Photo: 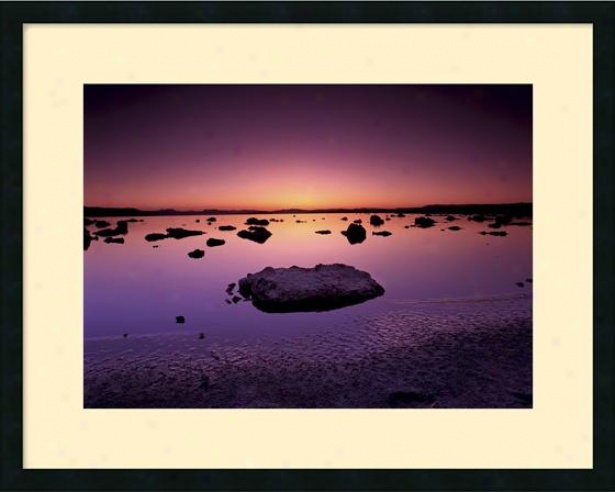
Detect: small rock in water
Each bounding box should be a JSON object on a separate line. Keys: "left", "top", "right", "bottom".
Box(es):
{"left": 225, "top": 299, "right": 232, "bottom": 305}
{"left": 94, "top": 220, "right": 129, "bottom": 237}
{"left": 146, "top": 228, "right": 204, "bottom": 241}
{"left": 195, "top": 219, "right": 200, "bottom": 223}
{"left": 446, "top": 215, "right": 457, "bottom": 221}
{"left": 199, "top": 333, "right": 205, "bottom": 340}
{"left": 414, "top": 216, "right": 435, "bottom": 228}
{"left": 245, "top": 217, "right": 269, "bottom": 226}
{"left": 166, "top": 227, "right": 204, "bottom": 239}
{"left": 104, "top": 237, "right": 124, "bottom": 244}
{"left": 232, "top": 295, "right": 242, "bottom": 304}
{"left": 372, "top": 231, "right": 392, "bottom": 237}
{"left": 123, "top": 333, "right": 128, "bottom": 338}
{"left": 448, "top": 226, "right": 462, "bottom": 231}
{"left": 495, "top": 214, "right": 513, "bottom": 226}
{"left": 353, "top": 219, "right": 362, "bottom": 224}
{"left": 145, "top": 233, "right": 168, "bottom": 242}
{"left": 84, "top": 228, "right": 92, "bottom": 251}
{"left": 218, "top": 225, "right": 237, "bottom": 231}
{"left": 226, "top": 282, "right": 236, "bottom": 293}
{"left": 516, "top": 282, "right": 525, "bottom": 288}
{"left": 206, "top": 238, "right": 225, "bottom": 247}
{"left": 369, "top": 215, "right": 385, "bottom": 226}
{"left": 341, "top": 223, "right": 367, "bottom": 244}
{"left": 315, "top": 230, "right": 331, "bottom": 235}
{"left": 188, "top": 249, "right": 205, "bottom": 259}
{"left": 340, "top": 217, "right": 348, "bottom": 221}
{"left": 237, "top": 226, "right": 272, "bottom": 244}
{"left": 176, "top": 316, "right": 185, "bottom": 324}
{"left": 526, "top": 278, "right": 533, "bottom": 283}
{"left": 206, "top": 217, "right": 217, "bottom": 222}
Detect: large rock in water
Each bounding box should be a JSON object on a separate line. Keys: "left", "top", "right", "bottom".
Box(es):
{"left": 238, "top": 264, "right": 385, "bottom": 313}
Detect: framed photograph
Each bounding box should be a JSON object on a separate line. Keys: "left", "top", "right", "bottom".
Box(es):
{"left": 83, "top": 83, "right": 534, "bottom": 411}
{"left": 2, "top": 2, "right": 613, "bottom": 490}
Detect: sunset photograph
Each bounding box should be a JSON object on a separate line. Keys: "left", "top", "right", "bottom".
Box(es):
{"left": 83, "top": 84, "right": 533, "bottom": 408}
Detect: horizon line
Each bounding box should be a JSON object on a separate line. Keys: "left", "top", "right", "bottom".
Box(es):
{"left": 84, "top": 201, "right": 533, "bottom": 213}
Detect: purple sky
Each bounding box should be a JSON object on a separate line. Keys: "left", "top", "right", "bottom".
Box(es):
{"left": 84, "top": 85, "right": 532, "bottom": 210}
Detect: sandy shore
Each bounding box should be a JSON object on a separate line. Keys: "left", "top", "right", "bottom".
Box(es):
{"left": 84, "top": 294, "right": 532, "bottom": 408}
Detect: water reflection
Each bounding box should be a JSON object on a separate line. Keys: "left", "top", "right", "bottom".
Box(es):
{"left": 84, "top": 213, "right": 532, "bottom": 339}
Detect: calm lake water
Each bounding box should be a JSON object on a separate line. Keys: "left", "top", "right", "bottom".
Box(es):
{"left": 84, "top": 213, "right": 532, "bottom": 341}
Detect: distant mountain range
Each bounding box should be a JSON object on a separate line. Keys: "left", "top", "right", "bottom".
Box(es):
{"left": 84, "top": 203, "right": 532, "bottom": 218}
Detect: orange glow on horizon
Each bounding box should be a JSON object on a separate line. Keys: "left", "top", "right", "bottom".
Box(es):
{"left": 86, "top": 161, "right": 532, "bottom": 211}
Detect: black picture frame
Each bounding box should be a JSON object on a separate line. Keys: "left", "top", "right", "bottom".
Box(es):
{"left": 1, "top": 2, "right": 613, "bottom": 491}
